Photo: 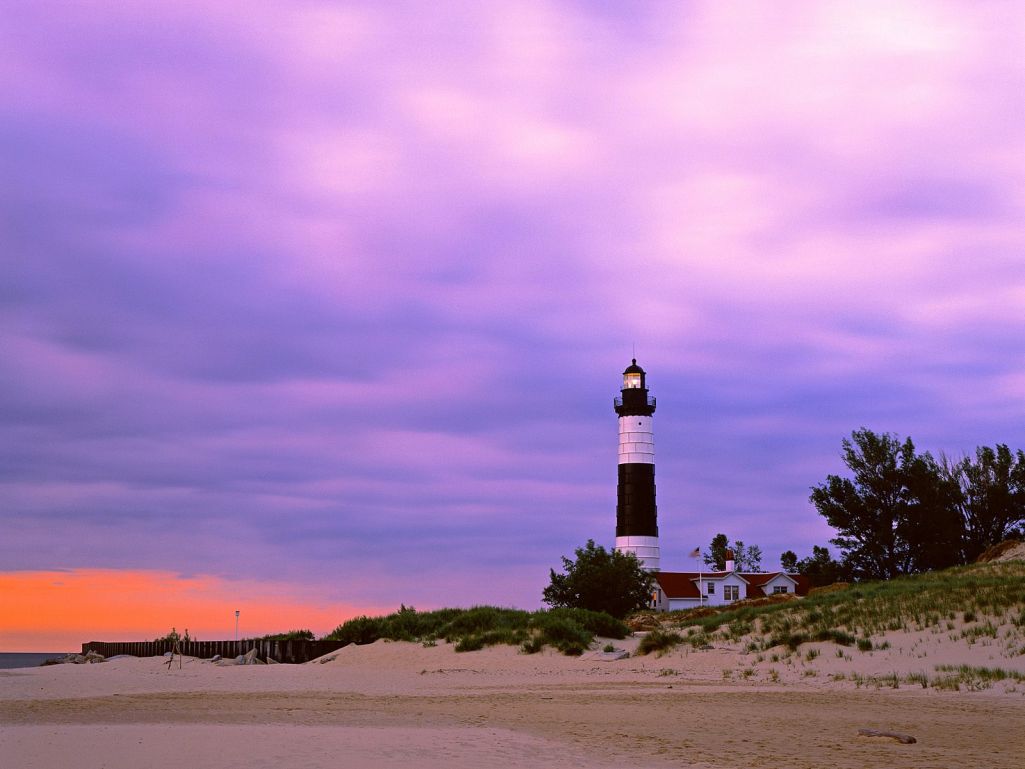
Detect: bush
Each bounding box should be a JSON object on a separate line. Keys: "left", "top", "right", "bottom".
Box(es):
{"left": 521, "top": 636, "right": 545, "bottom": 654}
{"left": 636, "top": 629, "right": 683, "bottom": 656}
{"left": 813, "top": 628, "right": 855, "bottom": 646}
{"left": 543, "top": 539, "right": 654, "bottom": 619}
{"left": 768, "top": 633, "right": 808, "bottom": 651}
{"left": 530, "top": 614, "right": 592, "bottom": 655}
{"left": 455, "top": 634, "right": 485, "bottom": 652}
{"left": 325, "top": 615, "right": 387, "bottom": 646}
{"left": 322, "top": 605, "right": 611, "bottom": 657}
{"left": 543, "top": 607, "right": 629, "bottom": 639}
{"left": 454, "top": 628, "right": 527, "bottom": 653}
{"left": 384, "top": 605, "right": 422, "bottom": 641}
{"left": 260, "top": 629, "right": 314, "bottom": 641}
{"left": 437, "top": 606, "right": 531, "bottom": 641}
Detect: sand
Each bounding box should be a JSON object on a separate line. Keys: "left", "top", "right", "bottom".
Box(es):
{"left": 2, "top": 635, "right": 1024, "bottom": 769}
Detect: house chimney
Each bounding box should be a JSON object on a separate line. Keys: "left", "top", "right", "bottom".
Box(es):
{"left": 725, "top": 549, "right": 735, "bottom": 572}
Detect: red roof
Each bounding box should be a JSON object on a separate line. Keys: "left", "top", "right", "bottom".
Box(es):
{"left": 655, "top": 571, "right": 809, "bottom": 599}
{"left": 790, "top": 574, "right": 811, "bottom": 596}
{"left": 653, "top": 571, "right": 702, "bottom": 598}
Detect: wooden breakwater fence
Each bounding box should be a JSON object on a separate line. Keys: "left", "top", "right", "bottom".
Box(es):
{"left": 81, "top": 639, "right": 344, "bottom": 664}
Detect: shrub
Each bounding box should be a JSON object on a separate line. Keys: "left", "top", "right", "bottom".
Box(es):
{"left": 325, "top": 615, "right": 387, "bottom": 646}
{"left": 636, "top": 629, "right": 683, "bottom": 656}
{"left": 455, "top": 634, "right": 485, "bottom": 652}
{"left": 383, "top": 605, "right": 422, "bottom": 641}
{"left": 768, "top": 632, "right": 807, "bottom": 651}
{"left": 813, "top": 628, "right": 855, "bottom": 646}
{"left": 530, "top": 614, "right": 592, "bottom": 655}
{"left": 454, "top": 628, "right": 527, "bottom": 653}
{"left": 324, "top": 605, "right": 612, "bottom": 657}
{"left": 544, "top": 607, "right": 629, "bottom": 639}
{"left": 521, "top": 636, "right": 545, "bottom": 654}
{"left": 437, "top": 606, "right": 531, "bottom": 641}
{"left": 543, "top": 539, "right": 654, "bottom": 619}
{"left": 260, "top": 629, "right": 314, "bottom": 641}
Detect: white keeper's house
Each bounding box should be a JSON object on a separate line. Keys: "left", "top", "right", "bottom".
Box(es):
{"left": 651, "top": 551, "right": 810, "bottom": 611}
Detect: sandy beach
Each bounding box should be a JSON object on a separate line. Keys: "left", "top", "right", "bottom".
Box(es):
{"left": 2, "top": 634, "right": 1023, "bottom": 769}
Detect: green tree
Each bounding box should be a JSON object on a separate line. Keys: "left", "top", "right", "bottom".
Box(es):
{"left": 810, "top": 428, "right": 967, "bottom": 579}
{"left": 543, "top": 540, "right": 654, "bottom": 619}
{"left": 703, "top": 533, "right": 764, "bottom": 572}
{"left": 900, "top": 451, "right": 963, "bottom": 571}
{"left": 794, "top": 545, "right": 849, "bottom": 587}
{"left": 943, "top": 445, "right": 1025, "bottom": 562}
{"left": 810, "top": 429, "right": 922, "bottom": 579}
{"left": 780, "top": 550, "right": 798, "bottom": 572}
{"left": 811, "top": 429, "right": 1025, "bottom": 579}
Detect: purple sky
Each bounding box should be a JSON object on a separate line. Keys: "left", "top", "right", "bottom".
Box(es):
{"left": 3, "top": 2, "right": 1025, "bottom": 616}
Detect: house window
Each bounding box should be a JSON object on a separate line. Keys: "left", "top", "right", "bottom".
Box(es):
{"left": 724, "top": 585, "right": 740, "bottom": 601}
{"left": 706, "top": 582, "right": 715, "bottom": 595}
{"left": 773, "top": 586, "right": 788, "bottom": 594}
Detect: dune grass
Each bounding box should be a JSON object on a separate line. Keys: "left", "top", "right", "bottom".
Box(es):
{"left": 321, "top": 562, "right": 1024, "bottom": 661}
{"left": 635, "top": 628, "right": 684, "bottom": 656}
{"left": 323, "top": 605, "right": 629, "bottom": 656}
{"left": 654, "top": 561, "right": 1025, "bottom": 654}
{"left": 841, "top": 665, "right": 1025, "bottom": 691}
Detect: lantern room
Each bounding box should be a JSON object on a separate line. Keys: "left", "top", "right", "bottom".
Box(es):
{"left": 622, "top": 359, "right": 645, "bottom": 390}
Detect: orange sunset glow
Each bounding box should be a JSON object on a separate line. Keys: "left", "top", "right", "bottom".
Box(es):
{"left": 0, "top": 569, "right": 384, "bottom": 652}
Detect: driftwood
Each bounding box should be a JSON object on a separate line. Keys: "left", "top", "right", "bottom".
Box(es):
{"left": 858, "top": 728, "right": 916, "bottom": 744}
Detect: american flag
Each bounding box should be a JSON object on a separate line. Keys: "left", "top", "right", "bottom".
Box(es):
{"left": 688, "top": 547, "right": 701, "bottom": 558}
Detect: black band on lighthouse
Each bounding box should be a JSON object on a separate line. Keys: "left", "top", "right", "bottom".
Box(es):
{"left": 616, "top": 463, "right": 658, "bottom": 537}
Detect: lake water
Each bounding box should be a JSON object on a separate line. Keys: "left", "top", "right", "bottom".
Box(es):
{"left": 0, "top": 652, "right": 69, "bottom": 669}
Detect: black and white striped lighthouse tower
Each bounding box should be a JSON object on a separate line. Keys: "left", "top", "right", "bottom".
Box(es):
{"left": 614, "top": 359, "right": 659, "bottom": 571}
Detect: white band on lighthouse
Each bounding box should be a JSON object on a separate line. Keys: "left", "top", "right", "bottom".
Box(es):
{"left": 616, "top": 536, "right": 660, "bottom": 571}
{"left": 618, "top": 415, "right": 654, "bottom": 465}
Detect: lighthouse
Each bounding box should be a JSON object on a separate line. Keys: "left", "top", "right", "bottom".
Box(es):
{"left": 614, "top": 359, "right": 659, "bottom": 571}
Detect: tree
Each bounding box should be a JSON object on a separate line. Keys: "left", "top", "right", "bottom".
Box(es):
{"left": 809, "top": 428, "right": 985, "bottom": 578}
{"left": 794, "top": 545, "right": 849, "bottom": 587}
{"left": 810, "top": 429, "right": 934, "bottom": 579}
{"left": 900, "top": 451, "right": 963, "bottom": 572}
{"left": 543, "top": 539, "right": 654, "bottom": 619}
{"left": 811, "top": 429, "right": 1025, "bottom": 579}
{"left": 780, "top": 550, "right": 798, "bottom": 572}
{"left": 943, "top": 445, "right": 1025, "bottom": 562}
{"left": 743, "top": 543, "right": 764, "bottom": 572}
{"left": 703, "top": 533, "right": 764, "bottom": 572}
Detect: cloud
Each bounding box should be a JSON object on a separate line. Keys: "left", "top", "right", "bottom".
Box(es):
{"left": 1, "top": 0, "right": 1024, "bottom": 621}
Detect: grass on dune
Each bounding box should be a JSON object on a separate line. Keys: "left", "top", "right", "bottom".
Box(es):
{"left": 323, "top": 605, "right": 629, "bottom": 656}
{"left": 321, "top": 562, "right": 1025, "bottom": 661}
{"left": 653, "top": 561, "right": 1025, "bottom": 655}
{"left": 836, "top": 665, "right": 1025, "bottom": 692}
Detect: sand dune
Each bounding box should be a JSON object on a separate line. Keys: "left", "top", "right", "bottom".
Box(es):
{"left": 2, "top": 636, "right": 1023, "bottom": 769}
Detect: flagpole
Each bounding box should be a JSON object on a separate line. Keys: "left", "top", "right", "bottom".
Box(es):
{"left": 690, "top": 547, "right": 703, "bottom": 608}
